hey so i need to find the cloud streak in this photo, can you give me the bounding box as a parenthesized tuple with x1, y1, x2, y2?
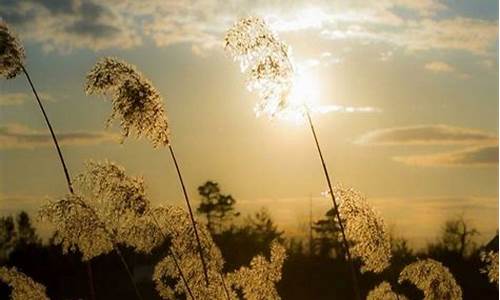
(0, 123, 119, 149)
(0, 93, 27, 106)
(357, 124, 498, 145)
(394, 145, 498, 167)
(424, 61, 454, 73)
(0, 92, 54, 106)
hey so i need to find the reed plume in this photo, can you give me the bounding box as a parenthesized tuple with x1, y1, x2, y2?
(85, 57, 169, 147)
(0, 20, 96, 299)
(399, 259, 463, 300)
(225, 16, 361, 299)
(226, 241, 286, 300)
(152, 206, 286, 300)
(366, 282, 407, 300)
(0, 266, 49, 300)
(334, 185, 392, 273)
(152, 205, 233, 299)
(480, 250, 499, 285)
(85, 57, 211, 287)
(224, 17, 294, 118)
(0, 21, 25, 79)
(40, 160, 164, 300)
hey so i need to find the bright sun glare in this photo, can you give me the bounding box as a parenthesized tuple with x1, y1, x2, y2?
(277, 70, 321, 124)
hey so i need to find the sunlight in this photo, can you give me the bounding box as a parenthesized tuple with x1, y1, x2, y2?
(276, 70, 321, 124)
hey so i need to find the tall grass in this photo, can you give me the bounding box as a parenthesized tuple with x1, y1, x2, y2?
(224, 16, 362, 300)
(0, 21, 97, 300)
(84, 57, 213, 291)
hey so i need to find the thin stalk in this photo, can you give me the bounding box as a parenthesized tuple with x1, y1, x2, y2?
(150, 213, 196, 300)
(86, 263, 96, 300)
(220, 272, 231, 300)
(305, 111, 361, 300)
(21, 65, 97, 300)
(21, 65, 74, 194)
(196, 222, 232, 300)
(168, 144, 210, 286)
(114, 246, 143, 300)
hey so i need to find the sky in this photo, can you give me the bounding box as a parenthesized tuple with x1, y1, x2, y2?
(0, 0, 498, 248)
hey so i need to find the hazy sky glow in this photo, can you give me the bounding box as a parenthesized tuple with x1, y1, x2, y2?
(0, 0, 498, 248)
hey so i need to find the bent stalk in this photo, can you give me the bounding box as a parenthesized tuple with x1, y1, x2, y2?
(305, 110, 361, 300)
(23, 65, 143, 300)
(21, 65, 96, 300)
(150, 213, 196, 299)
(114, 246, 143, 300)
(168, 144, 210, 286)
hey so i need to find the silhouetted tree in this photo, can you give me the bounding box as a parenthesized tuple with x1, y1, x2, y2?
(428, 215, 478, 258)
(15, 212, 40, 246)
(0, 212, 40, 262)
(312, 208, 343, 258)
(0, 216, 16, 262)
(195, 182, 283, 273)
(197, 181, 239, 233)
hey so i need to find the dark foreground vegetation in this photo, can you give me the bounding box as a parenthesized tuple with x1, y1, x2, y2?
(0, 181, 497, 299)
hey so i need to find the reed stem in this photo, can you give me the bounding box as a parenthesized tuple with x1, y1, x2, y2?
(23, 65, 144, 300)
(21, 65, 97, 300)
(150, 213, 196, 300)
(21, 65, 74, 194)
(305, 110, 361, 300)
(168, 144, 210, 286)
(114, 246, 143, 300)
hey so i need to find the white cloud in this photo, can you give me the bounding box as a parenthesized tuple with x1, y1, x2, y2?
(1, 0, 497, 57)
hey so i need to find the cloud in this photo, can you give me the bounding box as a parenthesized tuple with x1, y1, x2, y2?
(357, 124, 498, 145)
(321, 17, 498, 55)
(398, 17, 498, 55)
(0, 0, 497, 57)
(424, 61, 454, 73)
(394, 145, 498, 167)
(0, 93, 28, 106)
(1, 0, 141, 52)
(0, 92, 55, 106)
(0, 123, 119, 149)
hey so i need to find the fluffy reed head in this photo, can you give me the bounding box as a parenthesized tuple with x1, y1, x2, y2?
(85, 57, 170, 147)
(225, 17, 295, 118)
(226, 241, 286, 300)
(152, 205, 232, 299)
(334, 185, 392, 273)
(480, 250, 499, 285)
(399, 259, 463, 300)
(39, 160, 161, 260)
(367, 282, 408, 300)
(0, 267, 49, 300)
(0, 21, 25, 79)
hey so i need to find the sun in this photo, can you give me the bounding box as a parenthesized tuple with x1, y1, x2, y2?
(277, 70, 321, 124)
